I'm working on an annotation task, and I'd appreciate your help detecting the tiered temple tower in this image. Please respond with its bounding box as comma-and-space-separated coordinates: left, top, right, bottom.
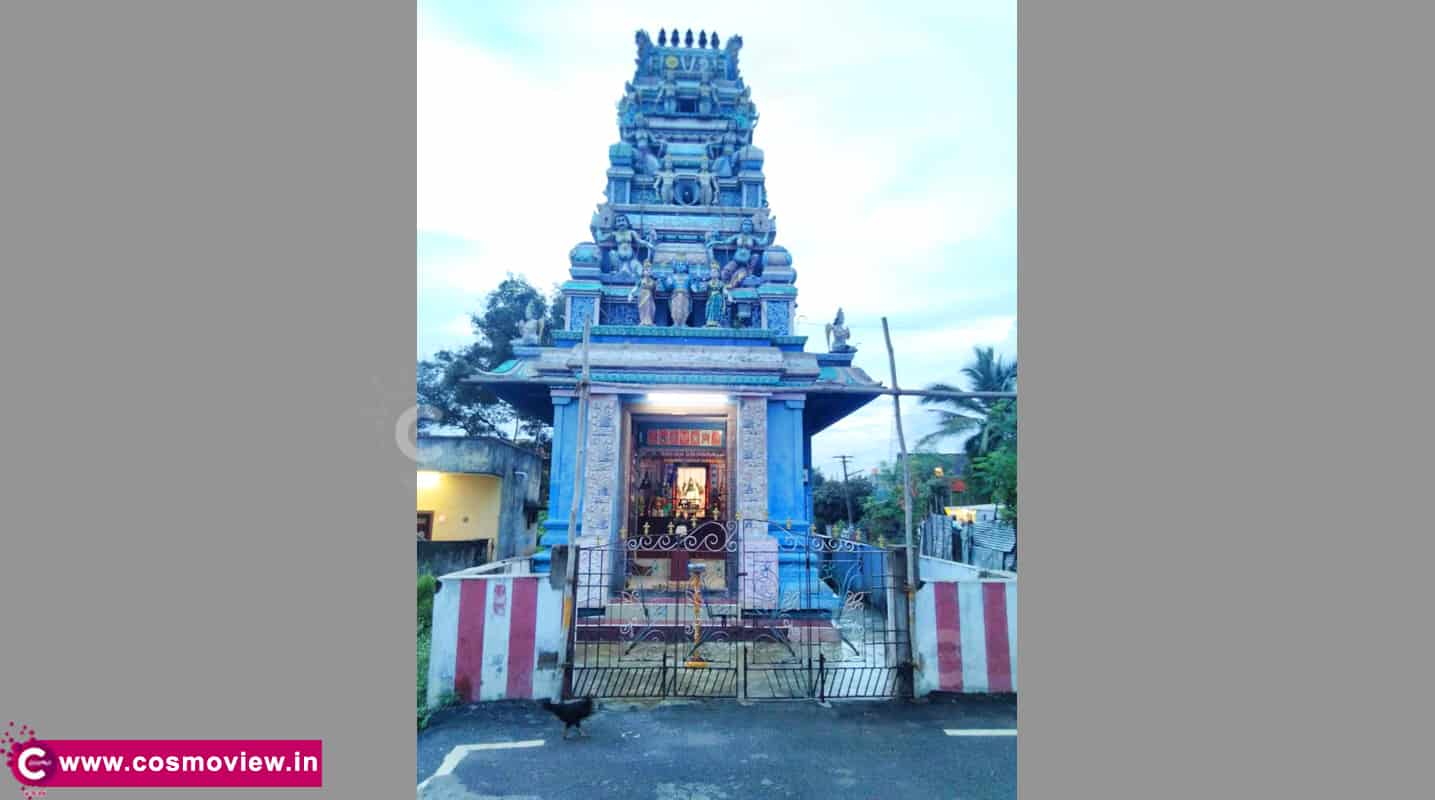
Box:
477, 30, 882, 608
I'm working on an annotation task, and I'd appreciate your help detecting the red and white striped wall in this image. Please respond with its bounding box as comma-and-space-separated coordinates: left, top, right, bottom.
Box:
914, 580, 1017, 695
427, 574, 564, 705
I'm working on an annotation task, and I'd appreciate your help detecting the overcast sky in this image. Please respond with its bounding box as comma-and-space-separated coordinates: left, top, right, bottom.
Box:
418, 0, 1016, 476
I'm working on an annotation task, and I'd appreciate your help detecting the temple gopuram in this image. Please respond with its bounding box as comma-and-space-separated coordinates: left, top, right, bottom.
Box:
474, 29, 884, 612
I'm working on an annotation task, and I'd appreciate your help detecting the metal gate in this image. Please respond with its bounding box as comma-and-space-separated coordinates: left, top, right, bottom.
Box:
565, 520, 911, 701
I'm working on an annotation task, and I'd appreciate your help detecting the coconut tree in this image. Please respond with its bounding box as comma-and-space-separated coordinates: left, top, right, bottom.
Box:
917, 346, 1017, 457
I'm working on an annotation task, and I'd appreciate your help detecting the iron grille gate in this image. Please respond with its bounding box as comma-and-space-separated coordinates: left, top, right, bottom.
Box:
565, 521, 911, 701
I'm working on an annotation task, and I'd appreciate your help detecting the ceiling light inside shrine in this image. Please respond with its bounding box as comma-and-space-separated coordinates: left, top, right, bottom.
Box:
645, 392, 731, 408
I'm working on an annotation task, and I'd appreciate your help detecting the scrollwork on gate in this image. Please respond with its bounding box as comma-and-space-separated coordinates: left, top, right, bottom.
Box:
570, 519, 907, 699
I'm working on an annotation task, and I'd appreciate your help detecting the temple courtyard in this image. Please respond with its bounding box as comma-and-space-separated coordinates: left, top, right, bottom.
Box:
417, 695, 1017, 799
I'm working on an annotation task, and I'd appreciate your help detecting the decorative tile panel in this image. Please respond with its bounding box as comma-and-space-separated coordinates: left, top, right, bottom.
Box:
736, 395, 768, 538
568, 296, 597, 331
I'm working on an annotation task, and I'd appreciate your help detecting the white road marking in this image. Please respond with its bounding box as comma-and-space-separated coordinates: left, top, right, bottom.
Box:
944, 729, 1017, 737
418, 740, 546, 792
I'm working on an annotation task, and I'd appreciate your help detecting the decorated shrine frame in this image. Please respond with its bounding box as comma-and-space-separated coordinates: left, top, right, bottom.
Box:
623, 406, 736, 589
622, 404, 737, 527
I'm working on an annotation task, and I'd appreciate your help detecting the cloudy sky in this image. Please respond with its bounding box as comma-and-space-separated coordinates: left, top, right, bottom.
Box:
418, 0, 1016, 477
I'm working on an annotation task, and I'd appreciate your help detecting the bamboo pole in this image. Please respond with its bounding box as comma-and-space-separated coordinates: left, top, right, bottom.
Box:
880, 319, 915, 581
881, 317, 920, 687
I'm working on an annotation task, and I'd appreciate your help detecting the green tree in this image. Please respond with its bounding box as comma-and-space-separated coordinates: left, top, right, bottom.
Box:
917, 346, 1017, 458
417, 274, 561, 437
972, 447, 1016, 525
857, 454, 956, 544
860, 492, 905, 544
812, 470, 873, 534
969, 398, 1017, 528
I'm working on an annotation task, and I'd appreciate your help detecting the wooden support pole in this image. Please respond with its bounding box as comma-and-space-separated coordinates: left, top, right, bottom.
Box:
881, 318, 916, 586
881, 317, 920, 678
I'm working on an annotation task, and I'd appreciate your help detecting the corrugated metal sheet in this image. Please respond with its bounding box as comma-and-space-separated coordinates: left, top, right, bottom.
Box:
969, 521, 1016, 553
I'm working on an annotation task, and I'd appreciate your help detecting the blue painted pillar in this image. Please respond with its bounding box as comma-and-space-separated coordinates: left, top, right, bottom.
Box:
533, 393, 581, 574
765, 397, 809, 534
768, 396, 837, 609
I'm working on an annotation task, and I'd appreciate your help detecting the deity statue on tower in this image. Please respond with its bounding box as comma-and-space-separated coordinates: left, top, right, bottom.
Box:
665, 262, 694, 327
697, 156, 719, 206
631, 120, 664, 174
697, 67, 715, 114
706, 216, 773, 288
516, 301, 544, 345
733, 85, 759, 139
704, 263, 727, 327
652, 155, 678, 205
616, 81, 640, 129
654, 69, 679, 113
707, 121, 740, 177
825, 308, 856, 353
597, 215, 655, 276
628, 261, 658, 326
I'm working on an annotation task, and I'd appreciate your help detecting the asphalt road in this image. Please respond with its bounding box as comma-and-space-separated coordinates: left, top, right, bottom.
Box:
417, 695, 1016, 799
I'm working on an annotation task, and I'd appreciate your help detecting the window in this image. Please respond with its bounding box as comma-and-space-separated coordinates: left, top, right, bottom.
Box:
417, 511, 434, 540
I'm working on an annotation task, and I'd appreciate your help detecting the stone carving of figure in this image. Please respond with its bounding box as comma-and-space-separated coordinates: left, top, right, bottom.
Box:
704, 263, 726, 327
707, 122, 739, 178
654, 69, 678, 113
627, 261, 658, 326
631, 120, 663, 174
589, 202, 615, 242
697, 157, 719, 206
722, 119, 740, 152
517, 301, 544, 345
697, 68, 715, 114
665, 263, 692, 327
825, 308, 855, 353
705, 216, 774, 288
652, 154, 678, 205
617, 81, 639, 128
733, 86, 758, 141
598, 214, 655, 275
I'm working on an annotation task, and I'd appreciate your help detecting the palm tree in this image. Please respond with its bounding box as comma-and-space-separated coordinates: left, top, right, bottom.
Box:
917, 346, 1017, 457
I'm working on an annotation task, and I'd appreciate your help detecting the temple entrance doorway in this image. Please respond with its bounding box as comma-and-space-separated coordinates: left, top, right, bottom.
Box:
625, 413, 731, 593
565, 399, 911, 701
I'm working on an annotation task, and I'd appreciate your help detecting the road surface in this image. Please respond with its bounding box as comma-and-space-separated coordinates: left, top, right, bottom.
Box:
418, 694, 1016, 799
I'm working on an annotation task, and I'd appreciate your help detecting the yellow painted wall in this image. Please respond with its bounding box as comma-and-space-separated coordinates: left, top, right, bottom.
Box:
417, 472, 502, 553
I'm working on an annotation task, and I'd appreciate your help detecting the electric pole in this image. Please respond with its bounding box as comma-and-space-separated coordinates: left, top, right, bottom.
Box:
833, 454, 856, 533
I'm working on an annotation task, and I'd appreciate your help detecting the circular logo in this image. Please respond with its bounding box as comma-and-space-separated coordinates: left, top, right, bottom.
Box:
11, 741, 57, 786
664, 55, 678, 69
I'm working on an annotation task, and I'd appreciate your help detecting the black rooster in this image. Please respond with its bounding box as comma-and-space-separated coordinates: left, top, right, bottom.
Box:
540, 698, 595, 740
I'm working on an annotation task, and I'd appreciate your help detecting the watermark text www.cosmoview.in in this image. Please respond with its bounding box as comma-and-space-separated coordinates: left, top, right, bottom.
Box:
5, 731, 322, 793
